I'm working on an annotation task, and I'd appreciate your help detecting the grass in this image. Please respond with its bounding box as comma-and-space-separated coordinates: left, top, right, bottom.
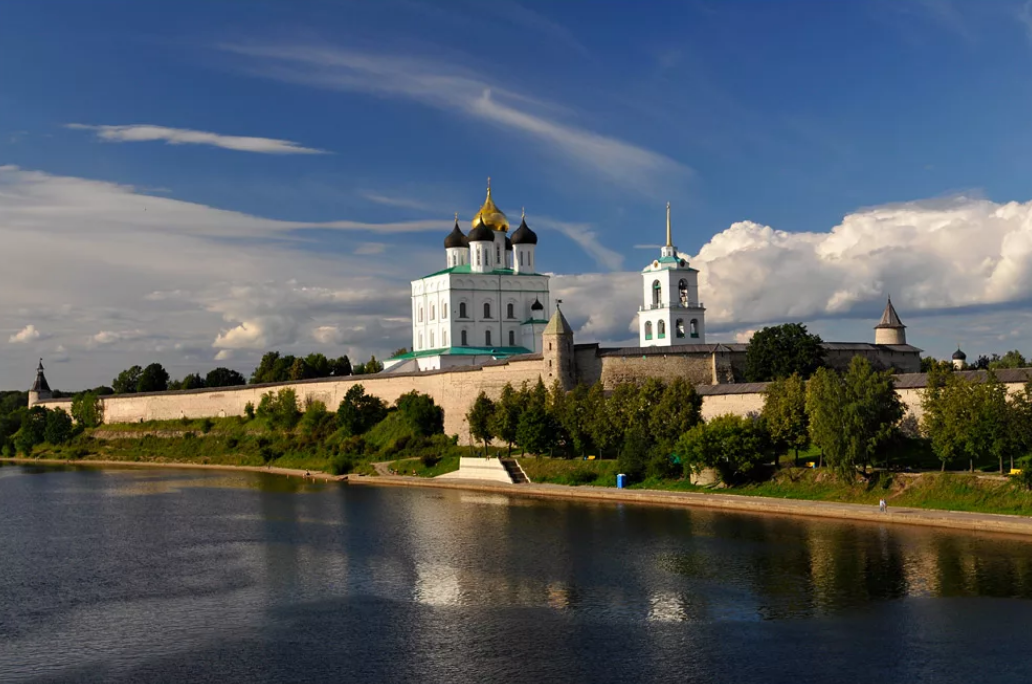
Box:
517, 457, 620, 486
387, 454, 460, 478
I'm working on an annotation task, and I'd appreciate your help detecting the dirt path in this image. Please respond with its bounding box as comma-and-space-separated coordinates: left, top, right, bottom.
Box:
371, 461, 392, 476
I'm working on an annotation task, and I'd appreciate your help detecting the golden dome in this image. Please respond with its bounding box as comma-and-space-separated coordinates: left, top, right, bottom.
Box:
471, 183, 509, 232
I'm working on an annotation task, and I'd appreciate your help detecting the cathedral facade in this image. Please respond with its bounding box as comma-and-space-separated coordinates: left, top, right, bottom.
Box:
386, 184, 551, 372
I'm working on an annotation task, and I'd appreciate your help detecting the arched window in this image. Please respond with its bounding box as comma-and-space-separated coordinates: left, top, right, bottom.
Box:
690, 319, 699, 338
476, 251, 481, 266
484, 302, 491, 319
658, 320, 666, 339
459, 302, 467, 319
443, 331, 448, 346
418, 307, 423, 322
430, 331, 434, 347
496, 246, 501, 264
676, 319, 685, 338
679, 279, 688, 306
519, 252, 524, 265
461, 330, 468, 346
645, 321, 653, 340
652, 280, 661, 307
430, 304, 435, 321
442, 303, 448, 319
418, 333, 423, 349
507, 302, 514, 319
508, 330, 515, 346
485, 330, 492, 346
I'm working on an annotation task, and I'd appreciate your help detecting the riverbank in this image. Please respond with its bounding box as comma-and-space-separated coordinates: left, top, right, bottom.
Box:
0, 457, 345, 482
347, 474, 1032, 538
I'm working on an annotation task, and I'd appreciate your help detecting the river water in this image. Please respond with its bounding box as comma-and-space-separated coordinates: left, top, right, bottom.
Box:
2, 464, 1031, 683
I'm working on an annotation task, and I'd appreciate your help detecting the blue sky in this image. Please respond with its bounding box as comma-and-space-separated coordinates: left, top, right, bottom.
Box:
4, 0, 1032, 388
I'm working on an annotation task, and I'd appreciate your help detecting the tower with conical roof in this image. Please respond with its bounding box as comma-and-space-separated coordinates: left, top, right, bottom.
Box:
874, 297, 906, 345
639, 203, 706, 347
28, 358, 52, 406
543, 302, 575, 390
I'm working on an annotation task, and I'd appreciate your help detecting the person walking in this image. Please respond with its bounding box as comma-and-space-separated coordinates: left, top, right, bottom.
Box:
879, 498, 887, 513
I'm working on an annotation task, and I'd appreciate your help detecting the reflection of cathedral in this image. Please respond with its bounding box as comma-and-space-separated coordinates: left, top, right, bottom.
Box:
638, 203, 706, 346
386, 182, 551, 373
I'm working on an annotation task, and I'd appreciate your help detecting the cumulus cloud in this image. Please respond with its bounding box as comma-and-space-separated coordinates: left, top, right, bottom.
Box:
312, 325, 345, 345
66, 123, 328, 155
90, 330, 147, 346
9, 324, 43, 344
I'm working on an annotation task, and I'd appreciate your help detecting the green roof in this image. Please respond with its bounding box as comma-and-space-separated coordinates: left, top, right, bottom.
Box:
419, 264, 543, 279
642, 256, 699, 273
389, 345, 533, 361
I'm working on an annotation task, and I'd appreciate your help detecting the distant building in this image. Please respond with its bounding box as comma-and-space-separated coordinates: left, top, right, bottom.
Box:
952, 347, 967, 370
28, 358, 52, 406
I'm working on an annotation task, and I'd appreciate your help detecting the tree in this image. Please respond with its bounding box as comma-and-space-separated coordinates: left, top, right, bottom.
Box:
353, 355, 383, 375
920, 356, 953, 373
467, 392, 496, 455
179, 373, 206, 390
805, 357, 903, 478
71, 392, 104, 428
557, 383, 596, 458
515, 388, 554, 456
490, 383, 523, 456
288, 358, 310, 381
989, 350, 1028, 370
112, 365, 143, 394
304, 353, 331, 378
136, 363, 170, 393
336, 385, 388, 436
256, 388, 301, 430
329, 356, 352, 377
15, 406, 47, 455
298, 400, 335, 441
676, 414, 773, 486
762, 373, 808, 463
395, 391, 444, 436
390, 347, 409, 358
923, 370, 1016, 474
618, 425, 651, 483
44, 408, 74, 444
250, 352, 296, 384
650, 378, 703, 451
205, 367, 246, 388
745, 323, 825, 382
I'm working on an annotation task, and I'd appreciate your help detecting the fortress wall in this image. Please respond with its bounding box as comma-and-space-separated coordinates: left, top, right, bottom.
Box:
573, 346, 604, 386
598, 353, 715, 388
700, 392, 766, 420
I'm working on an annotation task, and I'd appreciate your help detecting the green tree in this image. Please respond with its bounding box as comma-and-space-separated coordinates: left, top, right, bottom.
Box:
250, 352, 296, 384
205, 367, 246, 388
604, 383, 640, 457
136, 363, 170, 393
44, 408, 74, 444
390, 347, 409, 358
676, 414, 773, 486
329, 356, 352, 377
546, 380, 573, 456
805, 357, 903, 478
395, 391, 444, 436
256, 388, 301, 430
989, 349, 1028, 369
336, 385, 388, 436
650, 378, 703, 451
762, 373, 809, 463
15, 406, 48, 455
304, 353, 331, 378
559, 383, 596, 458
179, 373, 206, 390
71, 392, 104, 428
920, 363, 965, 471
490, 383, 523, 456
298, 400, 335, 440
467, 392, 496, 455
745, 323, 825, 382
112, 365, 143, 394
617, 425, 651, 483
515, 403, 553, 456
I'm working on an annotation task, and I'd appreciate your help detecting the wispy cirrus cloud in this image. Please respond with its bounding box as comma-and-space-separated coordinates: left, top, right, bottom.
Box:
66, 123, 329, 155
220, 43, 688, 194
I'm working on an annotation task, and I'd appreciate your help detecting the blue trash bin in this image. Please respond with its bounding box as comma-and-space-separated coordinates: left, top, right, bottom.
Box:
617, 473, 627, 489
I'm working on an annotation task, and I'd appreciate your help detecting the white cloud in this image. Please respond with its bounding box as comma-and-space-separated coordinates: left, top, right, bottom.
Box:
541, 218, 625, 271
221, 43, 688, 194
360, 192, 436, 212
66, 123, 329, 155
354, 242, 387, 255
312, 325, 345, 345
9, 324, 42, 344
91, 330, 147, 346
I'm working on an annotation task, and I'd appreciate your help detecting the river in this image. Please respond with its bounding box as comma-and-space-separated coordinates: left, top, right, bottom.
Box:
1, 464, 1031, 683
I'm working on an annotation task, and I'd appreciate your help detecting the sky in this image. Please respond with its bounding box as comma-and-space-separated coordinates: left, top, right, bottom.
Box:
4, 0, 1032, 390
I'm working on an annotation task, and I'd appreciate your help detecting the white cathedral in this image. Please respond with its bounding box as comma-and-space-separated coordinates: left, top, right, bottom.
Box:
384, 183, 551, 372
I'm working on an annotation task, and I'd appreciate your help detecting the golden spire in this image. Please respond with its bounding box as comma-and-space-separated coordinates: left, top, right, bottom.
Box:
471, 178, 509, 232
665, 202, 672, 247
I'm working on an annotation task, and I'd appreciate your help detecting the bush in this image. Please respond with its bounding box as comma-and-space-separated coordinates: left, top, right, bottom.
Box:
44, 409, 75, 445
328, 453, 355, 475
618, 426, 650, 483
677, 414, 773, 486
244, 402, 255, 420
200, 418, 215, 434
71, 392, 104, 428
256, 389, 301, 430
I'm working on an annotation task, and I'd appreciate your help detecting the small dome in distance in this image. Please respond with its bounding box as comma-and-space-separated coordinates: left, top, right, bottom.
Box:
952, 348, 967, 361
444, 219, 467, 248
531, 297, 544, 311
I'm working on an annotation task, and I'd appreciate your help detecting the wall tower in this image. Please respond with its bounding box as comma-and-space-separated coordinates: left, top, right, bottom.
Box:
543, 302, 575, 390
874, 297, 906, 345
28, 358, 52, 407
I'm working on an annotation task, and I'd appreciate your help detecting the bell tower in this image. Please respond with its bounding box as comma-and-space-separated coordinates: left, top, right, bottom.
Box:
28, 358, 52, 407
638, 203, 706, 346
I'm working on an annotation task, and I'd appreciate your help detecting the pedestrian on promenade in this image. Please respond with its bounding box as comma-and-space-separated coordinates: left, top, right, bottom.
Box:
879, 498, 887, 513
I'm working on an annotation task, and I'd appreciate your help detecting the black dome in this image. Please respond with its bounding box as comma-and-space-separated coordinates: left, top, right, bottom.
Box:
531, 297, 543, 311
444, 221, 467, 249
952, 348, 967, 361
511, 217, 538, 245
468, 223, 495, 242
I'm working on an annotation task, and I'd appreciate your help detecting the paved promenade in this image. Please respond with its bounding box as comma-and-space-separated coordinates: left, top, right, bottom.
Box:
348, 475, 1032, 537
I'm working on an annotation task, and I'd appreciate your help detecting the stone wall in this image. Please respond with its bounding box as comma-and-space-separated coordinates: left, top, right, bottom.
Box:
597, 352, 716, 388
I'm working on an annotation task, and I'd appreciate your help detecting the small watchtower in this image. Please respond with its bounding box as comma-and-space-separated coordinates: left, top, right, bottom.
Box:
874, 297, 906, 345
543, 301, 575, 391
28, 358, 52, 407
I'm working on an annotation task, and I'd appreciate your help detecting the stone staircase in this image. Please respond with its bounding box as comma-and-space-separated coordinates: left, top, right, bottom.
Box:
500, 458, 529, 484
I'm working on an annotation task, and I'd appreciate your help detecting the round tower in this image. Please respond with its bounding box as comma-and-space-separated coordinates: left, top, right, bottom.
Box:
444, 215, 468, 267
28, 358, 52, 407
874, 297, 907, 345
542, 302, 575, 390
